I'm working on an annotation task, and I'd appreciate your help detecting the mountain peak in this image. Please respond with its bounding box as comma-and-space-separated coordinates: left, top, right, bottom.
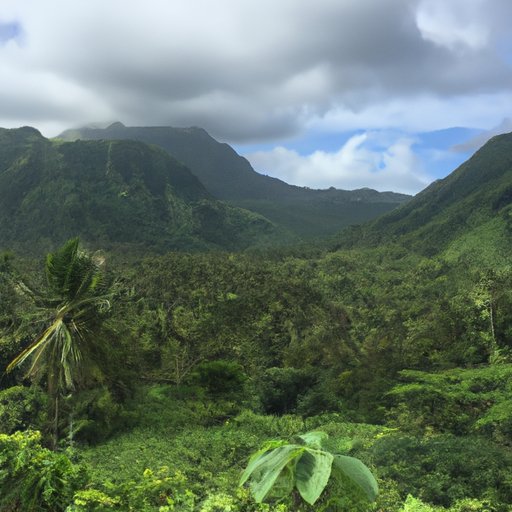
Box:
56, 123, 410, 238
106, 121, 126, 130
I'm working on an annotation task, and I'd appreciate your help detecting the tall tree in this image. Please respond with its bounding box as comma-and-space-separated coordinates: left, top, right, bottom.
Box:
7, 238, 113, 447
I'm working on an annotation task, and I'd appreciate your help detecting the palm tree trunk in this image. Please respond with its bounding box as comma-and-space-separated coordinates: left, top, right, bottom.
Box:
52, 393, 59, 450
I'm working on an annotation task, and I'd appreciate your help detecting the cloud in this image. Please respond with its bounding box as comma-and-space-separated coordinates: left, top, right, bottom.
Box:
0, 0, 511, 142
452, 117, 512, 152
306, 92, 512, 134
245, 132, 431, 194
416, 0, 489, 50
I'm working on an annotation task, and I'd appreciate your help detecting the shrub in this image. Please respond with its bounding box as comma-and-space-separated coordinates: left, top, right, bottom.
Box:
67, 387, 127, 444
240, 431, 378, 510
190, 360, 247, 397
0, 430, 86, 511
296, 384, 343, 417
0, 385, 47, 434
68, 467, 196, 512
256, 367, 317, 414
371, 433, 512, 509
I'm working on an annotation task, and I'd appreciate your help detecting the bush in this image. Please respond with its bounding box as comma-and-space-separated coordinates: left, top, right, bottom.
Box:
190, 360, 247, 397
371, 433, 512, 509
296, 385, 343, 417
0, 430, 86, 511
0, 385, 47, 434
68, 467, 196, 511
256, 367, 317, 414
67, 387, 128, 444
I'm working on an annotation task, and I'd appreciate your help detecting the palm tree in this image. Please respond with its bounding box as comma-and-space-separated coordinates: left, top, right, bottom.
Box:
7, 238, 113, 448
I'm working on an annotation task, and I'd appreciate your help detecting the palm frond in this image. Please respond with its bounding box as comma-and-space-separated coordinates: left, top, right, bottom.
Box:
6, 317, 63, 373
8, 238, 111, 395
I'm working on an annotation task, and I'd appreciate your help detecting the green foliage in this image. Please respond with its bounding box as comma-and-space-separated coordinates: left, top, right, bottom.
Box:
198, 488, 289, 511
190, 360, 247, 397
0, 430, 85, 511
400, 495, 438, 512
257, 367, 317, 414
371, 433, 512, 508
57, 123, 409, 240
387, 365, 512, 437
68, 467, 196, 512
240, 431, 378, 507
65, 387, 128, 444
399, 495, 500, 512
4, 130, 512, 512
0, 385, 47, 434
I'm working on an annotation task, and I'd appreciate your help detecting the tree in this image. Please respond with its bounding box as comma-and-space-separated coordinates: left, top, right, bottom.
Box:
7, 238, 113, 448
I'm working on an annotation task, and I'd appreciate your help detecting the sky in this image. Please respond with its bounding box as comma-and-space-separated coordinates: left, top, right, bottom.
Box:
1, 0, 512, 194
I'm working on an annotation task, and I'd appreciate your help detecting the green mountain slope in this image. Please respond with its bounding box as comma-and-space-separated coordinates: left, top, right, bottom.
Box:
0, 127, 293, 253
338, 132, 512, 259
58, 123, 410, 238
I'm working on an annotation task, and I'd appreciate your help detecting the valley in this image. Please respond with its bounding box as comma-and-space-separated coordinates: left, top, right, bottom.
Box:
1, 127, 512, 511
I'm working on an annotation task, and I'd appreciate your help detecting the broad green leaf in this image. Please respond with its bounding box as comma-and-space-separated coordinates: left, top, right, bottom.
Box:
333, 455, 379, 501
240, 445, 304, 502
295, 448, 334, 505
298, 431, 329, 450
239, 440, 289, 486
267, 465, 294, 499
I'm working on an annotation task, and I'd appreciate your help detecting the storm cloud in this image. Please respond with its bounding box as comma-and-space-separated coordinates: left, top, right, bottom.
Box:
1, 0, 511, 191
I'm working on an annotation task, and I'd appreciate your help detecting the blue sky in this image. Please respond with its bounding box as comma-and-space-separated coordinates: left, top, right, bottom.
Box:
1, 0, 512, 194
0, 21, 21, 44
234, 126, 480, 189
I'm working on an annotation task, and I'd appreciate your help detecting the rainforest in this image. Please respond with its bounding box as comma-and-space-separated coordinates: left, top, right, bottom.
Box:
1, 126, 512, 511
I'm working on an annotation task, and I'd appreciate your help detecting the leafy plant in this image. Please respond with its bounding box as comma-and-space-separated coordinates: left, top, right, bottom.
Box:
190, 359, 247, 397
0, 384, 47, 434
0, 430, 85, 511
371, 433, 512, 508
240, 431, 378, 508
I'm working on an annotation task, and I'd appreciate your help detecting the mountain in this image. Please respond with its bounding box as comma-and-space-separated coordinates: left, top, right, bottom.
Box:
336, 132, 512, 260
58, 123, 411, 238
0, 127, 293, 254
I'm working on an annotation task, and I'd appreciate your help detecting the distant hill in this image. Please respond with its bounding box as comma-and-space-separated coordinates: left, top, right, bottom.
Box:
58, 123, 411, 238
0, 127, 293, 254
336, 132, 512, 261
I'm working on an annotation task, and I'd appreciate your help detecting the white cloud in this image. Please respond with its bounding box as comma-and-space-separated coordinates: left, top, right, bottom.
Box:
306, 92, 512, 134
246, 132, 431, 194
0, 0, 511, 141
416, 0, 489, 51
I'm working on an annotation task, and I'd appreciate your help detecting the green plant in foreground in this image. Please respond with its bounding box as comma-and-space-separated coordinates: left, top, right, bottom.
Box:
240, 431, 378, 508
0, 430, 85, 511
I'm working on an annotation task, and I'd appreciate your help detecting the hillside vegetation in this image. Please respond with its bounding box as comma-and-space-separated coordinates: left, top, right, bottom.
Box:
337, 132, 512, 259
59, 123, 410, 238
1, 129, 512, 511
0, 127, 293, 254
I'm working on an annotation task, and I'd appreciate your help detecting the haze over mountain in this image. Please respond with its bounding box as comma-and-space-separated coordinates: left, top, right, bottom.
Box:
59, 123, 411, 238
338, 131, 512, 261
0, 127, 292, 253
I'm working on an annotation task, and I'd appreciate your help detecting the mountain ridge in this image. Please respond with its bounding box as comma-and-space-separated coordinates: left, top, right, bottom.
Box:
0, 127, 293, 254
58, 123, 411, 237
335, 131, 512, 259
